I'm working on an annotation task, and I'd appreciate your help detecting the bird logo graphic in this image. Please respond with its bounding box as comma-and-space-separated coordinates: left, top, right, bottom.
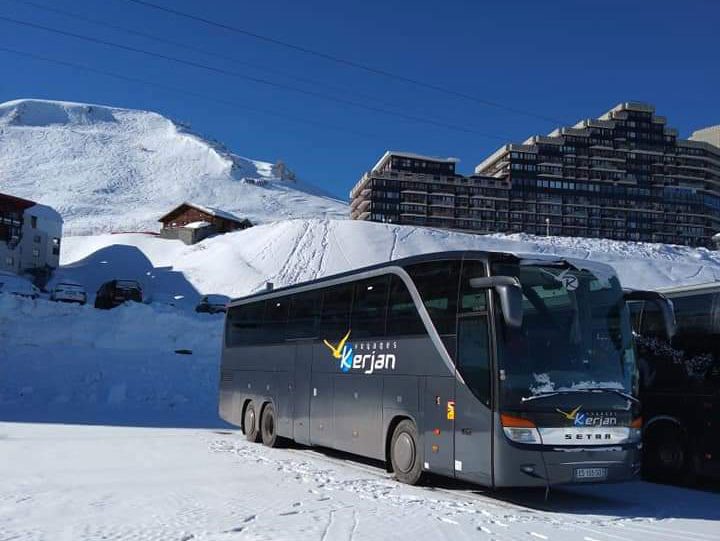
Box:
556, 405, 583, 422
323, 330, 353, 372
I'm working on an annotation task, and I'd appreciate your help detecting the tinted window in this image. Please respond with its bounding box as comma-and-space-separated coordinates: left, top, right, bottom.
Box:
262, 297, 290, 343
226, 301, 264, 347
351, 276, 389, 338
457, 316, 491, 406
321, 284, 353, 337
459, 259, 487, 313
387, 275, 425, 336
288, 290, 322, 339
405, 260, 460, 335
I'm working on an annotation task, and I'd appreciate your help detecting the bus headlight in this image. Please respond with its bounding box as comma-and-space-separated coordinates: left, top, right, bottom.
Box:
501, 414, 541, 444
629, 417, 642, 442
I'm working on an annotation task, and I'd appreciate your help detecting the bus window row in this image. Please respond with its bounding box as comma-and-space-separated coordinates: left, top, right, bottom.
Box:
225, 259, 490, 347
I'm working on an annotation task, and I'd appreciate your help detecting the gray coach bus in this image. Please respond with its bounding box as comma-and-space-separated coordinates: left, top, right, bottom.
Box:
219, 251, 674, 488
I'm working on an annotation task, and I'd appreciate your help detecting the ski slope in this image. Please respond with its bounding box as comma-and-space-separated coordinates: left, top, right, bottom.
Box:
0, 99, 347, 234
56, 219, 720, 307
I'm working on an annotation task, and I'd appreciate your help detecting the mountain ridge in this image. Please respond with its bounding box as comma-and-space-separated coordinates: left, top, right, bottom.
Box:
0, 98, 347, 234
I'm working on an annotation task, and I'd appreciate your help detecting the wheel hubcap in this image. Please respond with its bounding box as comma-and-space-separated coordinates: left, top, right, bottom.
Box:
246, 409, 255, 433
393, 432, 415, 473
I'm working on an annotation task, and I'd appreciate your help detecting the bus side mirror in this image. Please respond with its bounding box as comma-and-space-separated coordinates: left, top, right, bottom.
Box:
623, 290, 676, 339
470, 276, 524, 328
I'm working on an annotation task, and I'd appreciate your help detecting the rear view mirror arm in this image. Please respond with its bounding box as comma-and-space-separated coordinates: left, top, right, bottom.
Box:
470, 276, 524, 328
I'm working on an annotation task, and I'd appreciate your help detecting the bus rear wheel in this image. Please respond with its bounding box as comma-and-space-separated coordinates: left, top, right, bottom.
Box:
261, 403, 281, 448
390, 420, 423, 485
244, 401, 261, 443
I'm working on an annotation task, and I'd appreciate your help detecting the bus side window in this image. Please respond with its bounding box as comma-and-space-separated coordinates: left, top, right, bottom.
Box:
457, 316, 491, 406
351, 276, 389, 338
321, 284, 354, 337
263, 297, 290, 343
288, 291, 322, 339
227, 301, 265, 347
405, 260, 460, 335
387, 275, 425, 336
459, 259, 487, 313
627, 300, 644, 334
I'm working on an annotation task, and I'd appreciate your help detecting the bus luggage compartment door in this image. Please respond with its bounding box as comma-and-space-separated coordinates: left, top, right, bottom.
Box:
292, 343, 313, 445
454, 315, 493, 486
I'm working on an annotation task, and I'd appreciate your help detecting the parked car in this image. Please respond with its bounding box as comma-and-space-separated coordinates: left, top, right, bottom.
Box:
95, 279, 143, 309
51, 282, 87, 305
0, 273, 40, 299
195, 294, 230, 314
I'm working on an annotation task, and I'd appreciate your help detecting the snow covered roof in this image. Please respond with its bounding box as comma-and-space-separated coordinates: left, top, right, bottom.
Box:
183, 221, 212, 230
372, 151, 459, 172
158, 202, 251, 225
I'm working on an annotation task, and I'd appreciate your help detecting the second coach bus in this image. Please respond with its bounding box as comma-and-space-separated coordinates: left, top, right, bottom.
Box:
218, 251, 674, 488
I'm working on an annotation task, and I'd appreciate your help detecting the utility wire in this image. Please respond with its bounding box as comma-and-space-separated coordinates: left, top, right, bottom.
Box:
0, 45, 377, 139
123, 0, 564, 125
9, 0, 406, 111
0, 14, 506, 140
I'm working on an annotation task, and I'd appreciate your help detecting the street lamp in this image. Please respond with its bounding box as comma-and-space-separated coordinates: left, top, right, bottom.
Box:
545, 217, 550, 237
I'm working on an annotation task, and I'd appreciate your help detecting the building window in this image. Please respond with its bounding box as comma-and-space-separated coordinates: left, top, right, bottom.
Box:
5, 256, 13, 266
32, 248, 40, 258
34, 235, 41, 243
31, 216, 37, 229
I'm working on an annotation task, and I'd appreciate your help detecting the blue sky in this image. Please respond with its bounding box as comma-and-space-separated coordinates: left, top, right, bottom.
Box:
1, 0, 718, 199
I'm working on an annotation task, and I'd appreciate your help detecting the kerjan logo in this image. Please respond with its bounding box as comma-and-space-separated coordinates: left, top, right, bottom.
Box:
556, 405, 618, 427
323, 330, 353, 373
322, 330, 397, 374
556, 405, 583, 425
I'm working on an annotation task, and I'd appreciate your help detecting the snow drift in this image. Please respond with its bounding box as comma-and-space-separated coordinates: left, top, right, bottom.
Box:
0, 99, 347, 234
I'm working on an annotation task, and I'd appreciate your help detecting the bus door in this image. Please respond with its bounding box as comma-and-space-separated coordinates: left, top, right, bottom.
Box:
453, 314, 493, 485
291, 342, 313, 445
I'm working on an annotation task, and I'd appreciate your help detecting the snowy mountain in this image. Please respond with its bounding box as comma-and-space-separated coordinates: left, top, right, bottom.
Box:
0, 99, 347, 234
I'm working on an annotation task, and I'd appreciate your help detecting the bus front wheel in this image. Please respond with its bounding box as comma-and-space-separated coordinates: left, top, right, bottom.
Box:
390, 420, 423, 485
244, 401, 261, 443
644, 423, 689, 482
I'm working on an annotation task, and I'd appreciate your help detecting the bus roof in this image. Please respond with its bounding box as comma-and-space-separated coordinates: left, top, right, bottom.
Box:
229, 249, 618, 305
655, 281, 720, 296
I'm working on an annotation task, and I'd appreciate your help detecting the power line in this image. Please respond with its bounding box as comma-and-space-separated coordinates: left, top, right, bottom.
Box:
0, 14, 507, 140
0, 45, 377, 139
123, 0, 564, 125
9, 0, 406, 111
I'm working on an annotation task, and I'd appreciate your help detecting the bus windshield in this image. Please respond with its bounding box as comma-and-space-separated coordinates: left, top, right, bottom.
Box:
492, 262, 637, 409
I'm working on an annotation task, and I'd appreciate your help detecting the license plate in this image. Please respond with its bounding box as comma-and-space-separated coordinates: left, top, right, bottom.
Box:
574, 467, 607, 480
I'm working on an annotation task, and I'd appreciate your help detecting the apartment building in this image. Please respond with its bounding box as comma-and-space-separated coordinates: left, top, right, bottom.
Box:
350, 103, 720, 247
0, 192, 63, 279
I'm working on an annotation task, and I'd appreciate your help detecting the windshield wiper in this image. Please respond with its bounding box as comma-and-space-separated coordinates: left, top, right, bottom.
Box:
521, 388, 639, 404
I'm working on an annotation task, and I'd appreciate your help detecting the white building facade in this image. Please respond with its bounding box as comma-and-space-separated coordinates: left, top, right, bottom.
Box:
0, 192, 63, 278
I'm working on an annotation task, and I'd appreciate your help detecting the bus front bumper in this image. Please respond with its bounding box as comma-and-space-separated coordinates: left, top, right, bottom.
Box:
493, 442, 642, 488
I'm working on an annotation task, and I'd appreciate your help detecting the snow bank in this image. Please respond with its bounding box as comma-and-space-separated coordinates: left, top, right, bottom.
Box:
0, 294, 224, 426
59, 219, 720, 299
0, 99, 347, 234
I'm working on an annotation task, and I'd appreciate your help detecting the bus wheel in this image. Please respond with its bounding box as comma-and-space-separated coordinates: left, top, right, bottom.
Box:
260, 403, 281, 448
244, 401, 261, 443
644, 424, 687, 482
390, 420, 423, 485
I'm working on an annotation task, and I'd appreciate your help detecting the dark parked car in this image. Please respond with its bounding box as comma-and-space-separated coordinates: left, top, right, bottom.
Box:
95, 280, 143, 309
195, 294, 230, 314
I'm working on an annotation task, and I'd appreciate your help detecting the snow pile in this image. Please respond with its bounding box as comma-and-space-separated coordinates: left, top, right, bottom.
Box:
0, 99, 347, 234
0, 294, 223, 426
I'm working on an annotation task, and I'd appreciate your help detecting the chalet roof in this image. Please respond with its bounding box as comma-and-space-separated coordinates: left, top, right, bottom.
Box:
158, 202, 251, 225
0, 191, 37, 211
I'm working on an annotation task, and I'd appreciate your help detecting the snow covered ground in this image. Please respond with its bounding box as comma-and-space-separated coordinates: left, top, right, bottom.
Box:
0, 99, 347, 234
1, 422, 719, 541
